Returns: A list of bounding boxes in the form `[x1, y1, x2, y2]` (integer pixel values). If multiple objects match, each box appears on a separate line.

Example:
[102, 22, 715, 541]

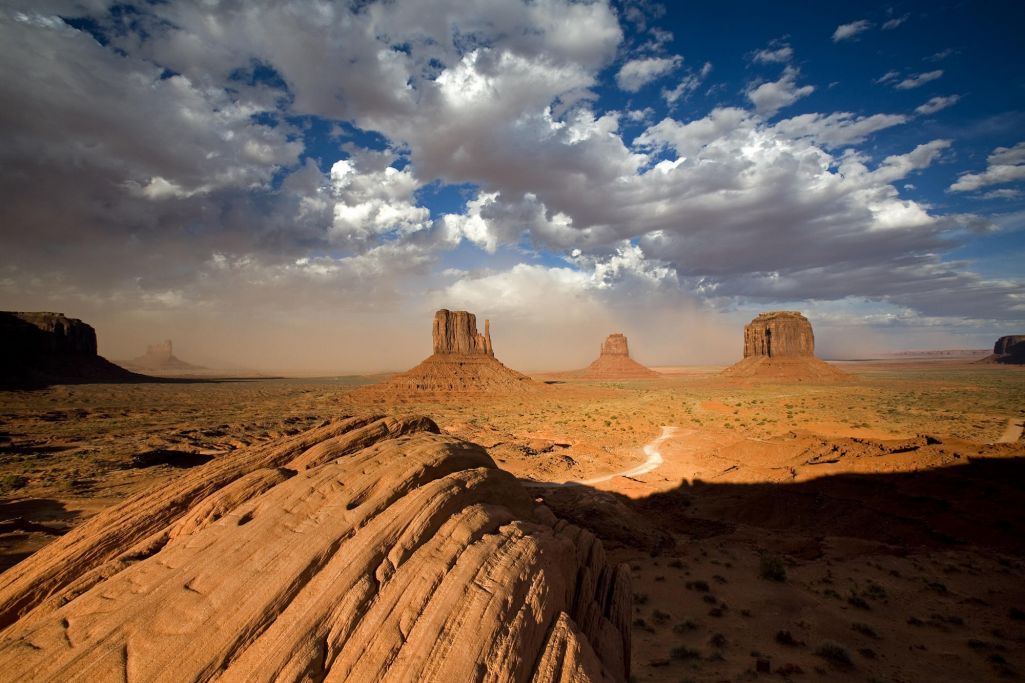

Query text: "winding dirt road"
[574, 425, 679, 485]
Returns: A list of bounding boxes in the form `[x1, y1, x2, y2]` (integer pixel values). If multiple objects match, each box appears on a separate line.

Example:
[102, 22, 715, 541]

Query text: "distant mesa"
[380, 309, 535, 393]
[0, 311, 147, 388]
[121, 339, 205, 374]
[722, 311, 849, 381]
[580, 333, 659, 379]
[977, 335, 1025, 365]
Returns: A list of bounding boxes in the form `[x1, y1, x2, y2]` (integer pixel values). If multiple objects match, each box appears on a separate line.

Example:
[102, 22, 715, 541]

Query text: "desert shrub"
[759, 554, 787, 582]
[670, 645, 700, 660]
[652, 609, 671, 625]
[851, 622, 879, 638]
[686, 580, 710, 592]
[814, 641, 852, 667]
[672, 619, 697, 633]
[0, 474, 28, 492]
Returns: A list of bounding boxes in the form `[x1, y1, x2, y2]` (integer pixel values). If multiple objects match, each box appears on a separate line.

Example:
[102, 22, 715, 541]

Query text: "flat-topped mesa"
[743, 311, 815, 358]
[978, 334, 1025, 365]
[601, 333, 630, 357]
[0, 311, 144, 387]
[724, 311, 848, 382]
[432, 309, 494, 356]
[146, 339, 174, 361]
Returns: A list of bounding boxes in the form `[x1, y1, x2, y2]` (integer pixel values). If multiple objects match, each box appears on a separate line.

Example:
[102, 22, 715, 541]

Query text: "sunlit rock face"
[432, 309, 493, 356]
[582, 333, 659, 379]
[978, 335, 1025, 365]
[0, 415, 631, 682]
[743, 311, 815, 358]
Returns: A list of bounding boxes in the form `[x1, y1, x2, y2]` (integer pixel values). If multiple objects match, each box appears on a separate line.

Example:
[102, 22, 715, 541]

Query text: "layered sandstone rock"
[977, 335, 1025, 365]
[0, 311, 145, 387]
[580, 333, 659, 379]
[743, 311, 815, 358]
[0, 415, 631, 682]
[723, 311, 848, 381]
[380, 310, 535, 394]
[122, 339, 205, 373]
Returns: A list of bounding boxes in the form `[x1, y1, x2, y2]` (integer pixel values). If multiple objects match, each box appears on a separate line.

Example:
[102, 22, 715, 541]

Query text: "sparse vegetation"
[814, 641, 852, 667]
[759, 554, 787, 582]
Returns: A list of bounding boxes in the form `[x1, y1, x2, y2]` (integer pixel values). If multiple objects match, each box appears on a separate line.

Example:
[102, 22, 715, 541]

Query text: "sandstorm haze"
[1, 0, 1024, 371]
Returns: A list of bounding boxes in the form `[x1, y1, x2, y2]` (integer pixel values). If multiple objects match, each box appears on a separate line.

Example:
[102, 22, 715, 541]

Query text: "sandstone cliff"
[0, 415, 631, 682]
[580, 333, 659, 379]
[977, 335, 1025, 365]
[723, 311, 848, 381]
[0, 311, 146, 387]
[379, 310, 535, 394]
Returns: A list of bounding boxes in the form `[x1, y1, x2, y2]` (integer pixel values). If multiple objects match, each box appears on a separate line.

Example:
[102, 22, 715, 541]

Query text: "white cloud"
[875, 70, 901, 84]
[661, 61, 712, 104]
[915, 94, 961, 115]
[752, 40, 793, 64]
[882, 14, 910, 30]
[894, 70, 943, 90]
[832, 20, 872, 42]
[616, 55, 682, 92]
[773, 111, 907, 148]
[746, 66, 814, 116]
[327, 158, 431, 245]
[978, 188, 1022, 200]
[950, 141, 1025, 192]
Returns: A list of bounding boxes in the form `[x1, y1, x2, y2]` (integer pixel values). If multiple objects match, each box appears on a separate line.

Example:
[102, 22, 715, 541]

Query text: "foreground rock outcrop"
[121, 339, 205, 374]
[977, 335, 1025, 365]
[580, 333, 658, 379]
[722, 311, 848, 381]
[0, 415, 631, 682]
[380, 309, 535, 394]
[0, 311, 146, 388]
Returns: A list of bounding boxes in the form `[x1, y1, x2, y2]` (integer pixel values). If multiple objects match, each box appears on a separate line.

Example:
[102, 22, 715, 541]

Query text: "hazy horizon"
[2, 1, 1023, 372]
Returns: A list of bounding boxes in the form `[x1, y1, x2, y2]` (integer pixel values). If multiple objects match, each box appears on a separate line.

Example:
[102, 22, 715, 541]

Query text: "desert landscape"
[0, 308, 1023, 681]
[3, 1, 1025, 681]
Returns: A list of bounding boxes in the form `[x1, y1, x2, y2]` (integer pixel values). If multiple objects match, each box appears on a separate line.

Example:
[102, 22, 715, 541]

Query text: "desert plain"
[1, 345, 1023, 682]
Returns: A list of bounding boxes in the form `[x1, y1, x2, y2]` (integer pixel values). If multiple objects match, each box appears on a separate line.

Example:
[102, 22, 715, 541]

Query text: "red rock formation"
[580, 333, 659, 379]
[743, 311, 815, 358]
[977, 335, 1025, 365]
[723, 311, 848, 382]
[379, 310, 535, 394]
[0, 311, 145, 387]
[0, 416, 631, 682]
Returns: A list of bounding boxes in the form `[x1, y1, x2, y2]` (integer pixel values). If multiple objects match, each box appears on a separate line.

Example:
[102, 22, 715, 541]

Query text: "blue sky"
[0, 0, 1023, 371]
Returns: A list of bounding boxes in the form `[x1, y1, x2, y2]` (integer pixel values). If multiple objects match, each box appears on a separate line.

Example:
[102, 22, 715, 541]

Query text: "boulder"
[0, 311, 145, 387]
[0, 415, 631, 682]
[579, 333, 659, 379]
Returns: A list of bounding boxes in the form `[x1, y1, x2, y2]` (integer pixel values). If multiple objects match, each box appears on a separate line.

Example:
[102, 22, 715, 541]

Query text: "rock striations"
[0, 415, 631, 682]
[977, 335, 1025, 365]
[122, 339, 205, 374]
[382, 309, 535, 394]
[722, 311, 848, 381]
[0, 311, 146, 387]
[581, 333, 659, 379]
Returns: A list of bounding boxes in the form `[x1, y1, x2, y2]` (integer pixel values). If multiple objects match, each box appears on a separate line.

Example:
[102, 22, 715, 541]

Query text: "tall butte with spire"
[381, 309, 534, 394]
[721, 311, 848, 381]
[579, 333, 659, 378]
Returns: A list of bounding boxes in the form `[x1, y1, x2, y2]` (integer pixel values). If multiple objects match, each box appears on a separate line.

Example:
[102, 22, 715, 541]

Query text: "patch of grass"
[759, 554, 787, 582]
[0, 474, 28, 492]
[670, 645, 701, 660]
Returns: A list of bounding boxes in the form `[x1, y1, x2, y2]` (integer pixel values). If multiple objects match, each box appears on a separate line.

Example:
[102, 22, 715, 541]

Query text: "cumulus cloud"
[915, 94, 961, 115]
[949, 141, 1025, 192]
[746, 66, 815, 116]
[894, 70, 943, 90]
[772, 111, 907, 148]
[661, 61, 712, 104]
[832, 19, 872, 42]
[751, 39, 793, 64]
[616, 55, 682, 92]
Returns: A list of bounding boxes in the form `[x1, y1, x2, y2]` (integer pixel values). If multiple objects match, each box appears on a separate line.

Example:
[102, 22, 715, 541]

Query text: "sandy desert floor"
[1, 361, 1023, 681]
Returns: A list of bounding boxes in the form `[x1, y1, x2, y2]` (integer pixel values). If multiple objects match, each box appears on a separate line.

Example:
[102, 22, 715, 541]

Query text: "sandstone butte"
[0, 415, 631, 682]
[378, 309, 536, 394]
[121, 339, 205, 373]
[721, 311, 849, 381]
[0, 311, 145, 388]
[977, 334, 1025, 365]
[579, 333, 659, 379]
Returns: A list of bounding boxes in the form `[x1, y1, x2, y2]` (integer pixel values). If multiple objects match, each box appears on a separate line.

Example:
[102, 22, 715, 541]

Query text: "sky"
[1, 0, 1023, 372]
